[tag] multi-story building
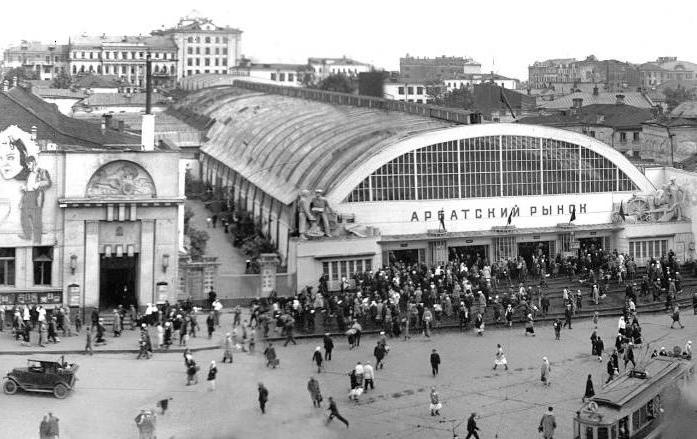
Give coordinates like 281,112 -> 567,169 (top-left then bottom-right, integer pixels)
400,55 -> 481,82
529,56 -> 641,91
2,41 -> 70,81
444,73 -> 520,91
307,57 -> 372,80
230,63 -> 304,87
68,34 -> 178,88
154,15 -> 242,79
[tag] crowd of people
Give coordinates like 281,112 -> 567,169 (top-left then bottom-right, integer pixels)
3,245 -> 695,438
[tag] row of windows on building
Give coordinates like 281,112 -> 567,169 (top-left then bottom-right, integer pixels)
186,69 -> 229,76
0,247 -> 53,287
347,136 -> 638,202
186,57 -> 228,67
71,51 -> 173,60
186,46 -> 228,55
186,36 -> 230,44
269,72 -> 295,82
71,64 -> 175,75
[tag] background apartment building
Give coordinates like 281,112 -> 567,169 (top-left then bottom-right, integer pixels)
154,16 -> 242,79
2,41 -> 70,81
68,34 -> 178,87
400,55 -> 481,82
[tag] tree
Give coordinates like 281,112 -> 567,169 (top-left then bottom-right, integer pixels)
186,227 -> 209,261
316,74 -> 355,94
664,86 -> 696,112
431,86 -> 474,109
2,67 -> 38,84
51,70 -> 72,89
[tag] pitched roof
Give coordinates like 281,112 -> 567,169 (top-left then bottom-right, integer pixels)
76,92 -> 168,107
538,91 -> 653,109
33,87 -> 88,99
73,75 -> 122,89
472,83 -> 536,114
0,86 -> 140,147
247,63 -> 306,71
637,62 -> 668,71
69,35 -> 176,49
670,101 -> 697,118
519,104 -> 654,129
308,57 -> 370,66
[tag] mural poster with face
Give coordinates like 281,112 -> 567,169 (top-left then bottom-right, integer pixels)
0,125 -> 53,244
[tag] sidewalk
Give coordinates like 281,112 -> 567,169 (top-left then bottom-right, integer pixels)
0,312 -> 236,356
186,200 -> 247,275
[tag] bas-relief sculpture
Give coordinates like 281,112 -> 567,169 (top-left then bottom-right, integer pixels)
0,125 -> 52,243
86,161 -> 156,198
614,177 -> 689,224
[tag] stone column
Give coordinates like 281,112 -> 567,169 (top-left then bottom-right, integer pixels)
139,219 -> 155,308
84,220 -> 100,309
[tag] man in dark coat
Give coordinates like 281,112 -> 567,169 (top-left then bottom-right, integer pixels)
258,382 -> 269,414
326,396 -> 349,428
563,304 -> 573,329
466,412 -> 480,439
323,333 -> 334,361
583,374 -> 595,401
430,349 -> 441,377
374,342 -> 387,369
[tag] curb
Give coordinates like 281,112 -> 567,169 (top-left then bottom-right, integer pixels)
1,297 -> 691,355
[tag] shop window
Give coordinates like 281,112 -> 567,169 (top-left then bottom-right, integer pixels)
0,248 -> 16,286
33,247 -> 53,286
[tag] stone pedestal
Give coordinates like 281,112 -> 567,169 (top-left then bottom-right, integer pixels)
259,253 -> 280,297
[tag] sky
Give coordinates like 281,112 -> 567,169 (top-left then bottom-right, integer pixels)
2,0 -> 697,81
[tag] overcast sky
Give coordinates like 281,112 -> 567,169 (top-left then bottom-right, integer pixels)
2,0 -> 696,80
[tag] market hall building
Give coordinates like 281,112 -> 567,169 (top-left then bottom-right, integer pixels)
0,85 -> 183,312
188,83 -> 694,292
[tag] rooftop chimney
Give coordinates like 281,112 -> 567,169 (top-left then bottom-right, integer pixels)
141,53 -> 155,151
30,126 -> 37,140
615,94 -> 625,105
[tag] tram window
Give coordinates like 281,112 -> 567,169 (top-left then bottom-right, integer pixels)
598,426 -> 609,439
586,426 -> 594,439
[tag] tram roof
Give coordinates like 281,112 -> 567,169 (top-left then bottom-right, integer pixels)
592,357 -> 691,411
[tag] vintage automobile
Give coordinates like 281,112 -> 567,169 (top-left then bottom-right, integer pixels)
3,357 -> 78,399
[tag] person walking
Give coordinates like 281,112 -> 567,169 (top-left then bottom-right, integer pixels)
606,357 -> 617,383
540,357 -> 551,387
429,387 -> 442,416
258,382 -> 269,414
207,361 -> 217,391
206,312 -> 215,339
374,341 -> 387,370
671,305 -> 685,329
307,377 -> 322,408
84,327 -> 93,356
596,336 -> 605,362
563,304 -> 573,329
624,342 -> 636,370
326,396 -> 349,428
363,361 -> 375,391
553,318 -> 562,340
525,313 -> 535,336
264,343 -> 278,368
312,346 -> 323,373
493,344 -> 508,371
134,409 -> 156,439
430,348 -> 441,377
465,412 -> 480,439
46,412 -> 59,439
474,313 -> 484,336
222,333 -> 234,363
583,374 -> 595,402
323,333 -> 334,361
539,407 -> 557,439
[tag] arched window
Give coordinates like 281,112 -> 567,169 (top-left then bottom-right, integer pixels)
347,135 -> 639,202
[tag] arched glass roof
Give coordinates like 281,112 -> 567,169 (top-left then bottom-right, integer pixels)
347,134 -> 639,202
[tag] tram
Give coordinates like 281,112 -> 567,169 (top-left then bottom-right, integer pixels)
573,356 -> 694,439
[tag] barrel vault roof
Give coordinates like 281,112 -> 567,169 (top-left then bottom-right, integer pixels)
190,86 -> 454,204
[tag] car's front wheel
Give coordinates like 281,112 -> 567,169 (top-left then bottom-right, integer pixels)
53,383 -> 68,399
3,379 -> 18,395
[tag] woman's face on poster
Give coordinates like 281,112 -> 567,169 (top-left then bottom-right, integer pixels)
0,140 -> 24,180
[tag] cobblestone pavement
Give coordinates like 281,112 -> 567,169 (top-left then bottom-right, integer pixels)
0,310 -> 695,439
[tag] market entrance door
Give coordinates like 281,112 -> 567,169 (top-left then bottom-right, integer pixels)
99,254 -> 138,310
517,241 -> 551,268
449,245 -> 489,267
